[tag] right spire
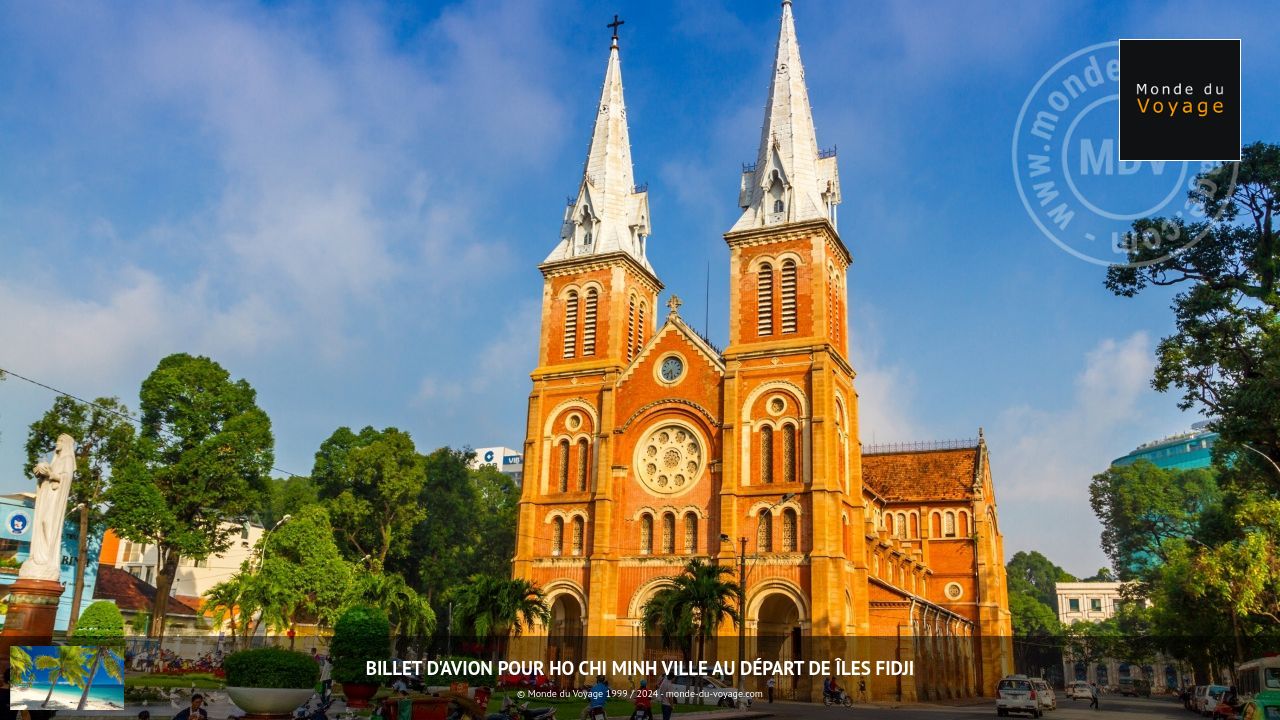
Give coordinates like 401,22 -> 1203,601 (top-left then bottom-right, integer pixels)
732,0 -> 841,233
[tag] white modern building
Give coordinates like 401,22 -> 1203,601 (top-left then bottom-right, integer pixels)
470,446 -> 524,484
101,521 -> 264,600
1056,581 -> 1128,624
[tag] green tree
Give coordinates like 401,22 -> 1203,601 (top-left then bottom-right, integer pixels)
205,573 -> 261,651
255,505 -> 352,643
467,463 -> 519,582
24,395 -> 136,632
1089,462 -> 1219,578
1005,550 -> 1077,607
450,576 -> 549,662
1009,591 -> 1061,637
1105,143 -> 1280,488
259,475 -> 317,530
70,601 -> 125,711
106,353 -> 274,647
1083,568 -> 1117,582
400,447 -> 481,602
312,426 -> 425,567
346,569 -> 436,640
36,646 -> 90,708
641,559 -> 742,663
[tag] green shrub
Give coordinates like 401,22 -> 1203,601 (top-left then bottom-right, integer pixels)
330,605 -> 390,683
223,648 -> 319,689
71,601 -> 125,646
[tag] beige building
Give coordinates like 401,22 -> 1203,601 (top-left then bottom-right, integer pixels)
1055,581 -> 1185,691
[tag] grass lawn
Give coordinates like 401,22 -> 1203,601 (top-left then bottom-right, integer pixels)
125,672 -> 225,689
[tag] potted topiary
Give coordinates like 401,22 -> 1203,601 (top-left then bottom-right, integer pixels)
223,647 -> 319,718
329,605 -> 390,709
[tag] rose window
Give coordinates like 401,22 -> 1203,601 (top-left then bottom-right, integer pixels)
635,424 -> 704,494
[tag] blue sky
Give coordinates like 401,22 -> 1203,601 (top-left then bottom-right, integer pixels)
1,0 -> 1277,577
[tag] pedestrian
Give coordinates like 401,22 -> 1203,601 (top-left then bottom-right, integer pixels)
858,678 -> 867,703
766,676 -> 775,704
657,673 -> 675,720
1089,682 -> 1100,711
172,694 -> 208,720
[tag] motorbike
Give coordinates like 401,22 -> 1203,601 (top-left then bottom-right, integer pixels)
294,695 -> 334,720
632,701 -> 652,720
484,696 -> 556,720
822,689 -> 853,707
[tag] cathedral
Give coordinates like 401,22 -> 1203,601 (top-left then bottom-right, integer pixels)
511,1 -> 1013,702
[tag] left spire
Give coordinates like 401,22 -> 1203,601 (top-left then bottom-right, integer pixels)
543,17 -> 654,277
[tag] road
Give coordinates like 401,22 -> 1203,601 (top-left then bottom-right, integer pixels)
749,694 -> 1191,720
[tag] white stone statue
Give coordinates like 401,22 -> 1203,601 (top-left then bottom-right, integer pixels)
21,433 -> 76,581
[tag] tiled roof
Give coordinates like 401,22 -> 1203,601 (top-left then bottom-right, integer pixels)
862,447 -> 980,502
92,566 -> 203,617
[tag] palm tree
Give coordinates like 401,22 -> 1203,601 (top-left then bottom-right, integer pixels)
205,573 -> 262,651
642,559 -> 741,662
451,575 -> 550,661
348,571 -> 436,639
36,646 -> 90,708
76,647 -> 124,710
10,646 -> 34,688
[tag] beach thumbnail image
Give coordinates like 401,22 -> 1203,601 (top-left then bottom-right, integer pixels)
9,645 -> 124,711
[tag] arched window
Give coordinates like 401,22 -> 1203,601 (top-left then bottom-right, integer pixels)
842,514 -> 851,557
885,513 -> 895,536
662,513 -> 675,554
931,512 -> 942,537
757,263 -> 774,336
640,514 -> 653,555
896,512 -> 907,539
563,291 -> 579,358
959,511 -> 970,537
582,288 -> 598,356
627,294 -> 637,361
782,508 -> 797,552
757,509 -> 773,552
780,260 -> 797,333
684,514 -> 698,554
774,199 -> 784,213
873,554 -> 880,577
637,301 -> 647,348
551,517 -> 564,557
571,516 -> 584,556
760,426 -> 774,483
782,423 -> 797,483
910,513 -> 919,539
576,438 -> 589,492
557,439 -> 570,493
944,511 -> 957,538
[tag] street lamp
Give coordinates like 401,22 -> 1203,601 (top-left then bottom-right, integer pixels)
253,514 -> 292,572
722,492 -> 795,693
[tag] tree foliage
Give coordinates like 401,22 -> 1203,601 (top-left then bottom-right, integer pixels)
641,559 -> 742,663
1006,550 -> 1077,608
449,575 -> 549,662
107,353 -> 274,644
1089,462 -> 1219,579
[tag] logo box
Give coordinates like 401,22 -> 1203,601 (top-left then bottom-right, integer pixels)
1119,39 -> 1240,161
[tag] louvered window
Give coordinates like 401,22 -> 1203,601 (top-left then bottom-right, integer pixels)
684,514 -> 698,554
640,514 -> 653,554
627,295 -> 636,361
757,263 -> 774,336
564,291 -> 579,358
582,289 -> 598,355
782,424 -> 797,483
571,516 -> 584,556
662,513 -> 675,554
552,517 -> 564,556
576,438 -> 588,492
780,260 -> 797,333
782,509 -> 797,552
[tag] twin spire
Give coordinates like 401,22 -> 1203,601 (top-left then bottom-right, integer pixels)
544,1 -> 840,272
544,26 -> 654,275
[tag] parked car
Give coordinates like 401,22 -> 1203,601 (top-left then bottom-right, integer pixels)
1198,686 -> 1230,716
1031,678 -> 1056,711
1066,681 -> 1092,701
996,675 -> 1043,718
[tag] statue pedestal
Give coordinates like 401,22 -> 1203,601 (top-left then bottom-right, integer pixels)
1,578 -> 64,640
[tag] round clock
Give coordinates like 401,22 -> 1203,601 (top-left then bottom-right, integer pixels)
660,356 -> 684,383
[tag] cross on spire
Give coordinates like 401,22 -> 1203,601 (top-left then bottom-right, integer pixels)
608,14 -> 624,43
667,295 -> 682,315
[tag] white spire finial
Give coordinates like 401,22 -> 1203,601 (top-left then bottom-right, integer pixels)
730,0 -> 841,233
543,24 -> 654,276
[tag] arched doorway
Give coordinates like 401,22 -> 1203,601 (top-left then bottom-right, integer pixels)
547,594 -> 584,689
753,591 -> 805,700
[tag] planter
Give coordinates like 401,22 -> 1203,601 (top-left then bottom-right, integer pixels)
226,686 -> 314,717
340,681 -> 380,708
